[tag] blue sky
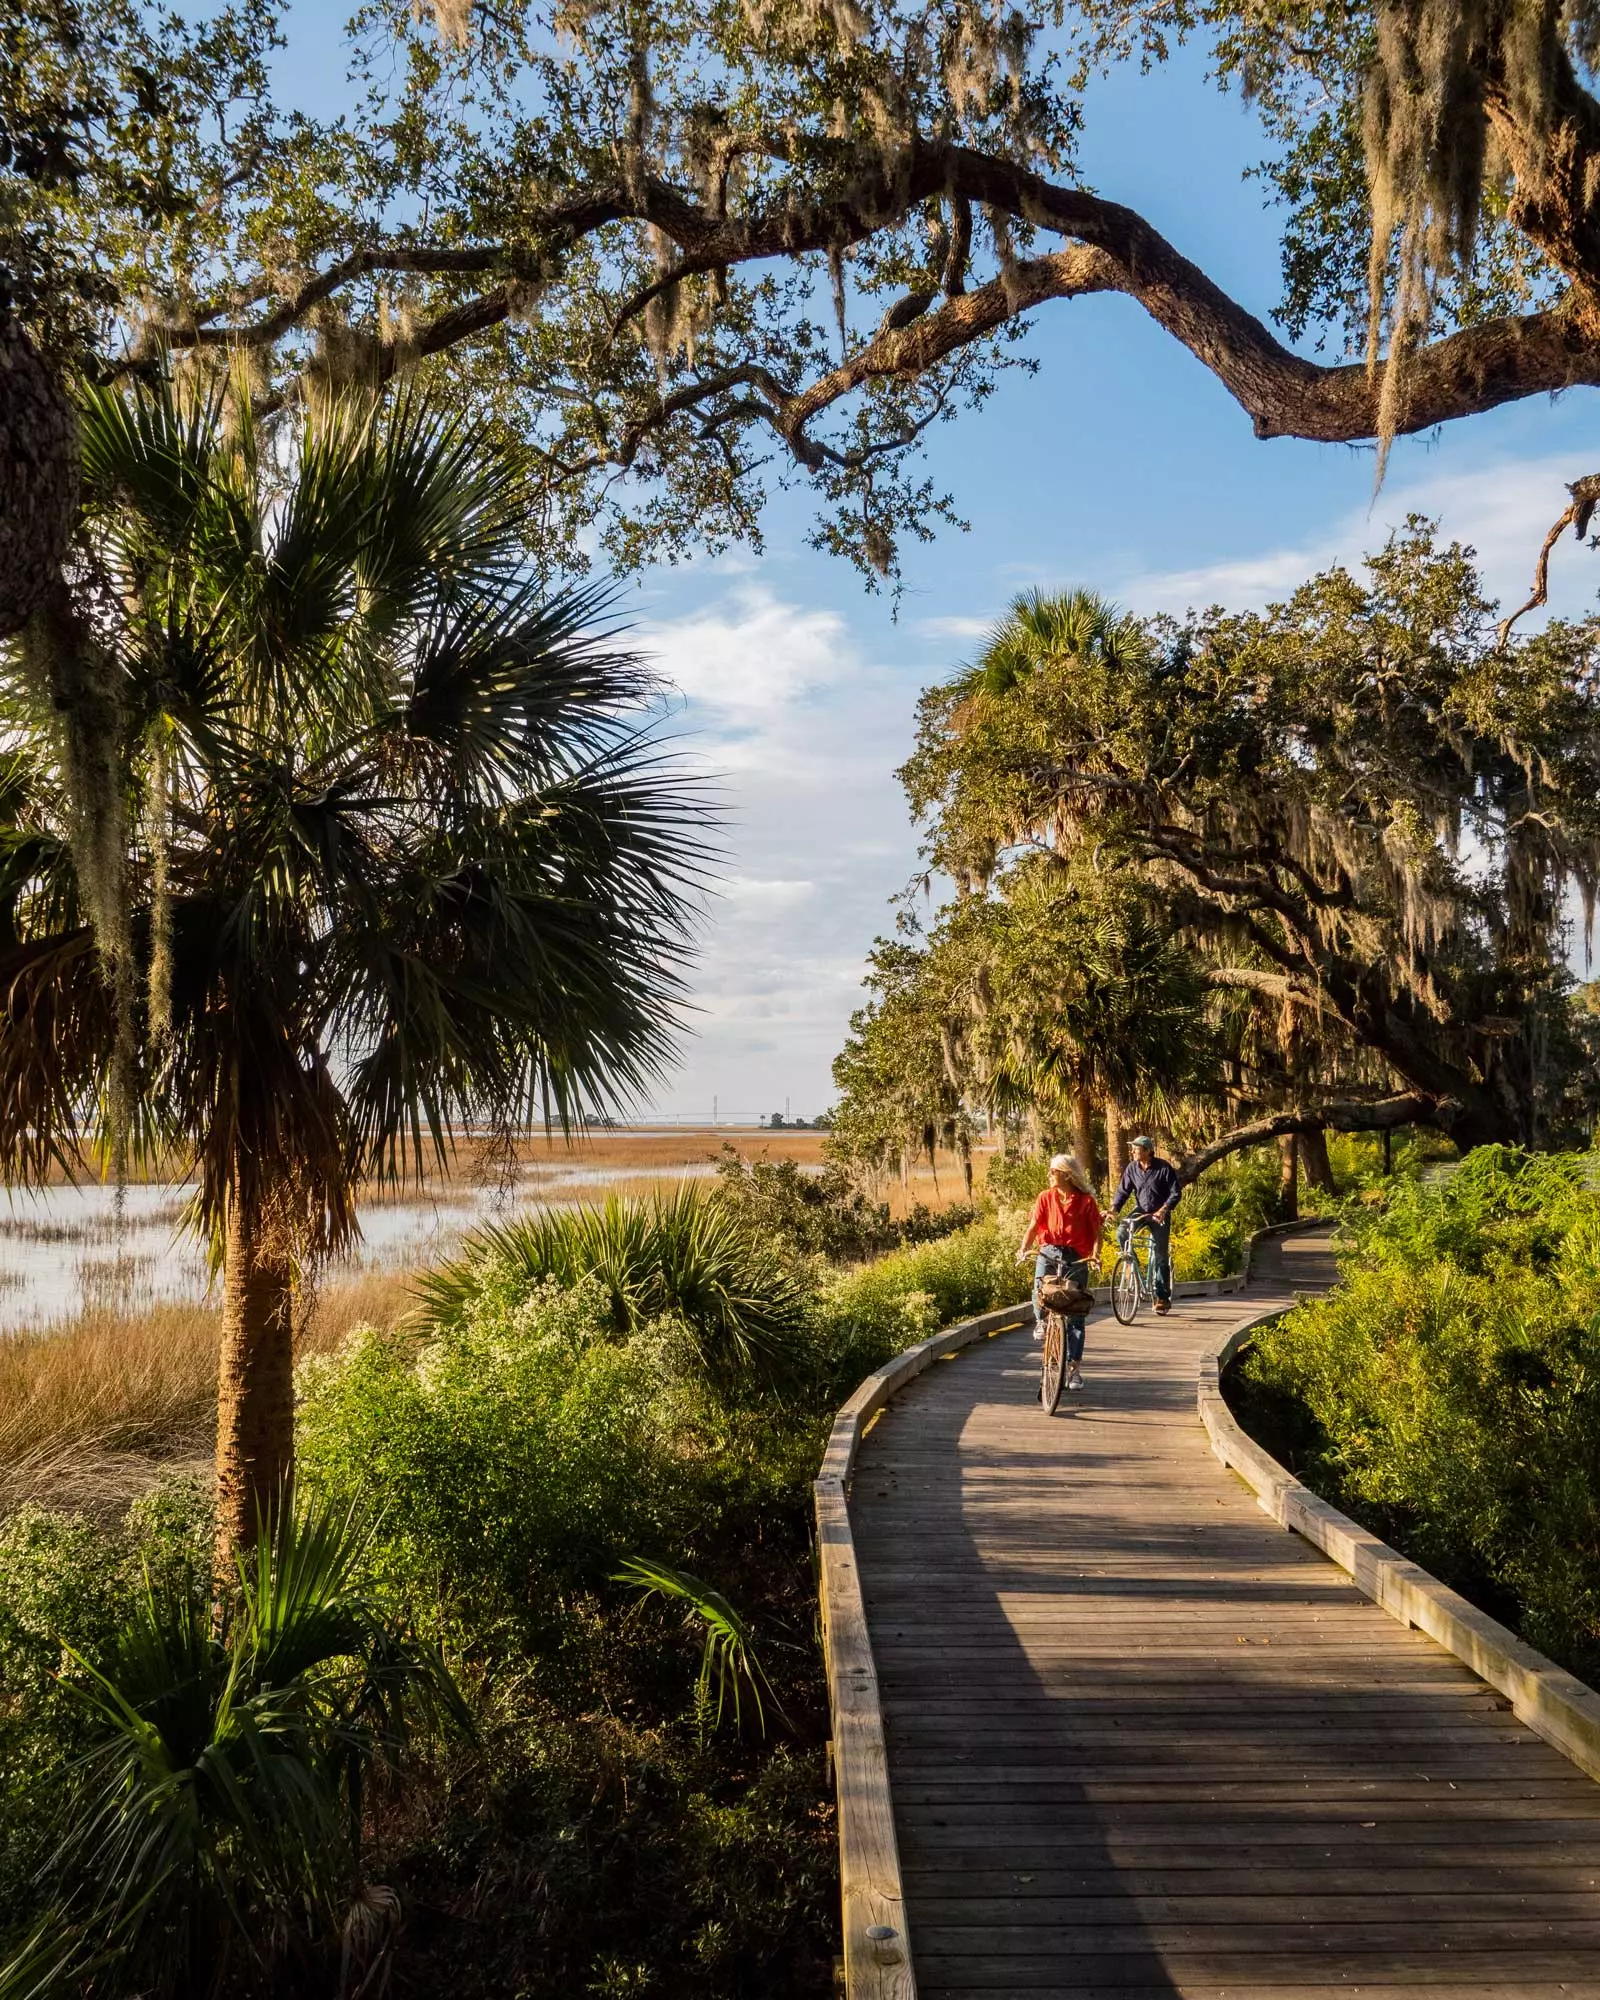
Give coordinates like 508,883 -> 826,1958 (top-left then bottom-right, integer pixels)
275,9 -> 1600,1120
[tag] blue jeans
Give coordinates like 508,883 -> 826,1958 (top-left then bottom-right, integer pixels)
1143,1216 -> 1172,1302
1034,1246 -> 1088,1363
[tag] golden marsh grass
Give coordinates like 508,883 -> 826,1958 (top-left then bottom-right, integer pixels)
0,1130 -> 989,1519
0,1269 -> 417,1519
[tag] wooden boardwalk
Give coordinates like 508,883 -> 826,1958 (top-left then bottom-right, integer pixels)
850,1233 -> 1600,1998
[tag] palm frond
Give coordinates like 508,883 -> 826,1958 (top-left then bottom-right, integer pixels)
413,1187 -> 807,1393
614,1556 -> 781,1735
44,1496 -> 468,1995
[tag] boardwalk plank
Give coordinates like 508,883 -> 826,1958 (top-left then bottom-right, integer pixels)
850,1231 -> 1600,1995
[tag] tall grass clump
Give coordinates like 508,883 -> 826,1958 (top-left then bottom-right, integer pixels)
1235,1146 -> 1600,1682
414,1187 -> 808,1395
0,1274 -> 419,1520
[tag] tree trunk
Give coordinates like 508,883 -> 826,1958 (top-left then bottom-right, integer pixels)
957,1130 -> 973,1201
1072,1086 -> 1096,1184
1382,1126 -> 1394,1175
1174,1092 -> 1441,1186
1277,1133 -> 1299,1222
1299,1123 -> 1336,1194
0,317 -> 79,641
214,1199 -> 297,1580
1106,1100 -> 1130,1193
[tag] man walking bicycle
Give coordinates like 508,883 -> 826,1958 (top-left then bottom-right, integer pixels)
1111,1135 -> 1181,1317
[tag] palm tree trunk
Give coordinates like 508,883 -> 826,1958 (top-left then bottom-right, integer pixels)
1277,1133 -> 1299,1222
1073,1086 -> 1096,1183
1300,1124 -> 1337,1194
1106,1100 -> 1130,1193
957,1130 -> 974,1201
214,1198 -> 296,1578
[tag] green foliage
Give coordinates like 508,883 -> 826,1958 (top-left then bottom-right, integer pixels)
712,1144 -> 974,1261
0,377 -> 712,1245
903,525 -> 1600,1153
412,1187 -> 808,1394
832,859 -> 1213,1185
1184,1147 -> 1289,1245
4,1495 -> 465,2000
986,1151 -> 1052,1207
1239,1147 -> 1600,1681
827,933 -> 978,1184
815,1219 -> 1025,1391
297,1278 -> 700,1630
5,1212 -> 1031,1993
0,1481 -> 212,1922
615,1557 -> 779,1736
7,0 -> 1589,594
384,1716 -> 837,2000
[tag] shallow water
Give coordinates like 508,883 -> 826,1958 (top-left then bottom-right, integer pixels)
0,1158 -> 717,1333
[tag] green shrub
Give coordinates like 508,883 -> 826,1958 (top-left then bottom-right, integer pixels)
297,1278 -> 710,1634
384,1714 -> 837,2000
712,1146 -> 975,1261
1237,1146 -> 1600,1681
0,1480 -> 213,1931
20,1503 -> 465,2000
985,1151 -> 1051,1208
1184,1145 -> 1289,1239
813,1220 -> 1026,1394
413,1188 -> 809,1394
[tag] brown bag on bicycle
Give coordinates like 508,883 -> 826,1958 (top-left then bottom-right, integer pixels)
1038,1274 -> 1094,1317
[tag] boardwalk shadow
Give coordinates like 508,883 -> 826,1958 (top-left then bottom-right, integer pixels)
848,1290 -> 1600,1999
853,1325 -> 1186,1998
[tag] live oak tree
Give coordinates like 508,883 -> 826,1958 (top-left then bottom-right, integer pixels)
0,379 -> 709,1570
830,861 -> 1216,1191
900,526 -> 1600,1163
9,0 -> 1600,612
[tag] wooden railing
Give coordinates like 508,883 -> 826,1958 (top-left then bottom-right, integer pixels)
1199,1311 -> 1600,1784
814,1301 -> 1032,2000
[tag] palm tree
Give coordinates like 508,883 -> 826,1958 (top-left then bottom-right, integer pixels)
0,378 -> 712,1571
954,587 -> 1149,702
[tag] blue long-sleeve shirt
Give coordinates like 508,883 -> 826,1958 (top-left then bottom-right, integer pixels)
1112,1157 -> 1182,1219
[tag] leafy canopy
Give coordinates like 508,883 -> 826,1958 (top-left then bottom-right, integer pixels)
7,0 -> 1600,590
898,529 -> 1600,1150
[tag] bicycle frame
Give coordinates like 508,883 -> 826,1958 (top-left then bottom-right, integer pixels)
1115,1216 -> 1157,1295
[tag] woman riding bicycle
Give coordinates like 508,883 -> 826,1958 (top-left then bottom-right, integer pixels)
1016,1152 -> 1103,1393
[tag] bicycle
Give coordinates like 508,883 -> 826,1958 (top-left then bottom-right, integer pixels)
1039,1303 -> 1067,1414
1034,1266 -> 1093,1414
1110,1213 -> 1161,1324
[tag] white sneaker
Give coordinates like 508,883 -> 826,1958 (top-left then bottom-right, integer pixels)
1031,1323 -> 1043,1343
1067,1369 -> 1084,1390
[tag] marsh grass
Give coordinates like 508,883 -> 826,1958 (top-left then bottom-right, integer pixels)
0,1270 -> 417,1518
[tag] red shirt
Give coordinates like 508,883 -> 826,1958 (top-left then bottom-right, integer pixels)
1030,1185 -> 1103,1257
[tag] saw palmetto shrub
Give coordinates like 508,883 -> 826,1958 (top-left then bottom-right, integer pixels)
1235,1146 -> 1600,1683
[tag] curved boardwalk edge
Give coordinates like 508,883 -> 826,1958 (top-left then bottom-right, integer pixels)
1200,1311 -> 1600,1785
814,1267 -> 1264,1997
815,1299 -> 1031,2000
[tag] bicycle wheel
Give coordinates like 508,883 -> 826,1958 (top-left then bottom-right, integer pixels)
1111,1253 -> 1142,1324
1040,1313 -> 1066,1413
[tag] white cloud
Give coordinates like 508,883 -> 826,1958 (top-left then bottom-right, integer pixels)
635,583 -> 927,1120
1118,451 -> 1600,620
913,613 -> 994,643
637,584 -> 856,725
